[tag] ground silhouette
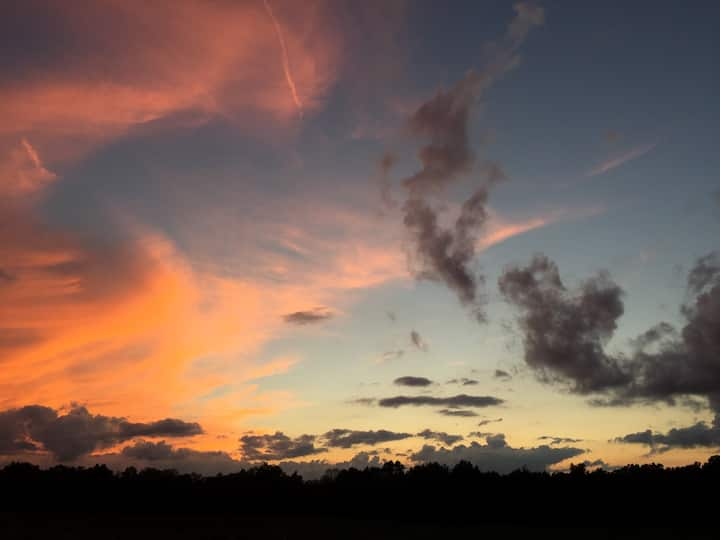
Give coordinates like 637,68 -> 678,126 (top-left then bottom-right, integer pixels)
0,456 -> 718,537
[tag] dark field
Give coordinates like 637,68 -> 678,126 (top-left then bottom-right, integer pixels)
0,516 -> 715,540
1,458 -> 718,537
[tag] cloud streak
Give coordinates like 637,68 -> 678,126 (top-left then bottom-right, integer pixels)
263,0 -> 303,116
587,143 -> 657,177
378,394 -> 503,409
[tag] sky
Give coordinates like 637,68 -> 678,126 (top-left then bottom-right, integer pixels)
1,0 -> 719,477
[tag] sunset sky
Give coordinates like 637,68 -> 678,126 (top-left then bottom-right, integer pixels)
1,0 -> 719,476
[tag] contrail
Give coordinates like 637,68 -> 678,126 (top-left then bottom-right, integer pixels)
262,0 -> 303,117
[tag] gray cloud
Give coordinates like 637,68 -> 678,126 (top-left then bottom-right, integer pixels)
498,254 -> 629,394
121,440 -> 232,464
437,409 -> 478,417
477,417 -> 503,427
494,369 -> 512,380
0,404 -> 202,461
394,376 -> 433,387
410,432 -> 583,473
416,429 -> 463,446
410,330 -> 428,351
500,251 -> 720,424
379,394 -> 503,409
239,431 -> 326,461
282,307 -> 333,325
395,4 -> 543,323
538,435 -> 584,445
322,429 -> 412,449
278,451 -> 384,480
582,458 -> 612,470
615,417 -> 720,453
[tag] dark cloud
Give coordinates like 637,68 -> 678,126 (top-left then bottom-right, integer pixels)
282,307 -> 333,325
437,409 -> 478,417
278,451 -> 383,480
498,254 -> 629,394
322,429 -> 412,449
121,440 -> 230,463
410,330 -> 428,351
477,417 -> 503,427
582,458 -> 612,470
378,394 -> 503,409
538,435 -> 584,445
416,429 -> 463,446
239,431 -> 326,461
494,369 -> 512,380
410,433 -> 583,473
394,4 -> 543,322
615,417 -> 720,453
0,404 -> 202,461
402,185 -> 497,322
500,251 -> 720,423
394,376 -> 433,387
448,377 -> 479,386
629,322 -> 676,352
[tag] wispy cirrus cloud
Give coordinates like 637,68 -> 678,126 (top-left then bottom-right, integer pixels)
587,142 -> 657,177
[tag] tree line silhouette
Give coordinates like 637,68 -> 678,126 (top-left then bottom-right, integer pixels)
1,456 -> 719,526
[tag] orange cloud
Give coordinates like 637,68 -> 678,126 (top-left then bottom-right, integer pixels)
0,147 -> 410,432
477,206 -> 606,251
0,139 -> 56,197
0,0 -> 342,162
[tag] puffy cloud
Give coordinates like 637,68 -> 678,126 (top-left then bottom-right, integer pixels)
394,376 -> 433,387
0,404 -> 201,461
498,254 -> 630,393
500,251 -> 720,426
410,433 -> 583,473
416,429 -> 463,446
614,417 -> 720,453
378,394 -> 503,409
322,429 -> 412,449
282,307 -> 334,325
239,431 -> 326,462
